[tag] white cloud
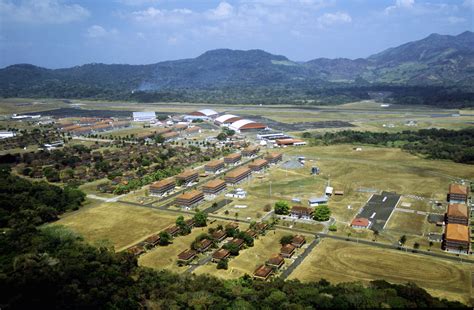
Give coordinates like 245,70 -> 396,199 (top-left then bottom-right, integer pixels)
446,16 -> 466,24
0,0 -> 89,24
117,0 -> 160,6
463,0 -> 474,8
85,25 -> 118,38
130,7 -> 194,25
317,11 -> 352,27
206,1 -> 234,20
385,0 -> 415,14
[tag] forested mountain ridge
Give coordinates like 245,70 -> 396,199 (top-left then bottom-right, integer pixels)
0,31 -> 473,107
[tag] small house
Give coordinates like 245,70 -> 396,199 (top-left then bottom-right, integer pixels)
280,244 -> 296,258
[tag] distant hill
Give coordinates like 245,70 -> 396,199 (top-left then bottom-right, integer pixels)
0,31 -> 473,107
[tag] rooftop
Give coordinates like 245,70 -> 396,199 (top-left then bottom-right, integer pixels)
266,254 -> 284,266
254,265 -> 273,278
150,177 -> 175,189
249,159 -> 268,167
351,218 -> 370,227
176,190 -> 203,200
445,223 -> 469,242
177,249 -> 197,260
280,243 -> 296,254
203,178 -> 226,189
225,153 -> 242,160
449,184 -> 469,196
205,159 -> 225,168
177,170 -> 198,179
226,166 -> 251,178
447,204 -> 468,219
212,248 -> 230,259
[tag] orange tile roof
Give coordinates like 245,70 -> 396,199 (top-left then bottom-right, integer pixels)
212,248 -> 230,259
249,159 -> 268,167
254,265 -> 273,278
447,204 -> 468,219
351,218 -> 370,227
266,254 -> 284,266
177,170 -> 198,179
445,223 -> 469,242
225,153 -> 242,160
203,178 -> 226,189
276,138 -> 305,145
449,184 -> 468,195
176,190 -> 203,200
150,177 -> 175,189
226,166 -> 251,178
205,159 -> 224,168
266,152 -> 282,159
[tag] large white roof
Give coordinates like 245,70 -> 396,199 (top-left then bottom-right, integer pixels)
215,114 -> 239,123
229,119 -> 255,130
133,111 -> 156,117
198,109 -> 218,116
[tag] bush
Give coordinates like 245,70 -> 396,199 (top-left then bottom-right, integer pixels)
274,200 -> 290,215
328,224 -> 337,231
217,258 -> 228,270
313,205 -> 331,221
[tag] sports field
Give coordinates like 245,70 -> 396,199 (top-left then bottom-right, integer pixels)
289,239 -> 473,304
55,201 -> 176,250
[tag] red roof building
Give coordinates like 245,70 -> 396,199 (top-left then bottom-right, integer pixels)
351,218 -> 370,229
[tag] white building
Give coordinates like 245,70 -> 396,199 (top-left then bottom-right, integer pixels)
0,131 -> 16,139
214,114 -> 241,126
133,111 -> 157,122
184,109 -> 218,121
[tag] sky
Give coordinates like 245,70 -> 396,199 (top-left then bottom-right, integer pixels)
0,0 -> 473,68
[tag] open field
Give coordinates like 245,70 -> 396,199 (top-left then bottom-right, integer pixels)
193,229 -> 312,279
385,211 -> 427,236
139,221 -> 232,273
54,201 -> 176,250
289,239 -> 474,304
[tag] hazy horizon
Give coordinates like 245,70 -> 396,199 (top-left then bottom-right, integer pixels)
1,0 -> 473,68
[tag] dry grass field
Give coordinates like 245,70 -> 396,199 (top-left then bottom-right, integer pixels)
54,201 -> 176,250
139,221 -> 233,273
385,211 -> 427,236
289,239 -> 473,304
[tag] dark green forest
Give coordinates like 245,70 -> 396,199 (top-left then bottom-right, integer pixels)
312,128 -> 474,164
0,168 -> 467,308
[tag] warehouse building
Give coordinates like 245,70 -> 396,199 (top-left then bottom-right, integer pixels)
229,119 -> 266,132
184,109 -> 218,121
133,111 -> 157,122
214,114 -> 242,126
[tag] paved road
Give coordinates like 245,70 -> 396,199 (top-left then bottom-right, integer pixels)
280,238 -> 321,280
187,255 -> 213,273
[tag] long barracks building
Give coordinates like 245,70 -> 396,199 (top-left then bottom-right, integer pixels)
149,177 -> 175,196
174,190 -> 204,208
225,166 -> 252,185
202,179 -> 227,198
